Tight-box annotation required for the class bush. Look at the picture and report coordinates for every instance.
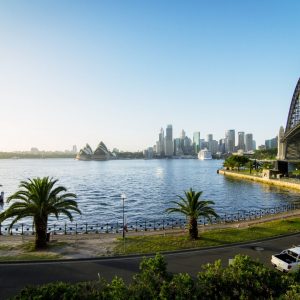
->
[13,254,300,300]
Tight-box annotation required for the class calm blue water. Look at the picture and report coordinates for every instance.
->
[0,158,300,224]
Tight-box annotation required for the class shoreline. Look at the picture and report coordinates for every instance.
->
[218,169,300,191]
[1,208,300,260]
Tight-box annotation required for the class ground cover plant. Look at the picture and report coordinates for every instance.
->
[12,254,300,299]
[114,218,300,254]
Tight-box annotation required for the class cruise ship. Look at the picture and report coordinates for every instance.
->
[198,149,212,160]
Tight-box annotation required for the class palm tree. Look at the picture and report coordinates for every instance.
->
[166,188,218,240]
[0,177,81,249]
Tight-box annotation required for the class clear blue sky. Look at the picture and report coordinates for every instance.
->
[1,0,299,151]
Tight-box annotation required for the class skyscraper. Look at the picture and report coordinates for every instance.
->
[207,134,213,152]
[225,130,235,153]
[157,128,165,156]
[164,124,174,156]
[237,132,245,151]
[245,133,253,152]
[193,132,201,153]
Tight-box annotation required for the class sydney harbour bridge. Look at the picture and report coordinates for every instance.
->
[278,78,300,162]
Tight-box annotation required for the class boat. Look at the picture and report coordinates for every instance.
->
[198,149,212,160]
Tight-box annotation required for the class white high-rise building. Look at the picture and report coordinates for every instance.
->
[165,124,174,156]
[156,128,165,156]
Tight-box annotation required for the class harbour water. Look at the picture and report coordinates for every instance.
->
[1,158,300,225]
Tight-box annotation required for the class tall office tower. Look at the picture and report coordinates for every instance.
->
[174,138,183,156]
[237,132,245,150]
[210,140,218,155]
[207,134,213,142]
[252,140,256,151]
[225,130,235,153]
[164,124,174,156]
[245,133,253,152]
[219,139,226,153]
[200,139,206,150]
[157,128,165,156]
[181,129,186,139]
[207,134,213,152]
[193,132,201,153]
[265,137,278,149]
[183,136,192,154]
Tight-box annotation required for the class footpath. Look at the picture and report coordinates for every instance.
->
[1,208,300,259]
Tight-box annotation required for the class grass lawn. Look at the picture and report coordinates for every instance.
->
[0,241,65,261]
[0,253,63,261]
[114,218,300,255]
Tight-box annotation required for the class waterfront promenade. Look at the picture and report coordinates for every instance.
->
[218,169,300,191]
[1,207,300,260]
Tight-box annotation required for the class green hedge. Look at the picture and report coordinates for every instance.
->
[12,254,300,299]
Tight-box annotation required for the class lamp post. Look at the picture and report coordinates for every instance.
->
[120,194,126,239]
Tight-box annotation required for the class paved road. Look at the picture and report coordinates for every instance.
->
[1,234,300,299]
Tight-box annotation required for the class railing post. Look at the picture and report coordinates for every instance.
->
[154,220,156,231]
[85,223,88,234]
[0,223,2,235]
[106,223,108,233]
[163,219,165,230]
[32,224,34,235]
[21,223,24,235]
[54,224,56,235]
[116,222,119,233]
[135,221,138,232]
[144,221,147,231]
[75,223,77,235]
[224,213,226,224]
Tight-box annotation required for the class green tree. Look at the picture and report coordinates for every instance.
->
[166,188,218,240]
[0,177,81,249]
[223,155,249,171]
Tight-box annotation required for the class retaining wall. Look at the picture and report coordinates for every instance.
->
[218,169,300,191]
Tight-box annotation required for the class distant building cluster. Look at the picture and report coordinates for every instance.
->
[144,125,278,159]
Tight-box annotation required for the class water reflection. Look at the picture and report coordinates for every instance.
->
[0,159,300,224]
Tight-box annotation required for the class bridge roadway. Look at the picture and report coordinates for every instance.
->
[1,233,300,299]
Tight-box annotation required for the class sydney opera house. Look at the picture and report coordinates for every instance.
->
[76,142,113,160]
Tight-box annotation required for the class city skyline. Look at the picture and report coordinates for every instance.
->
[1,1,298,152]
[149,125,261,158]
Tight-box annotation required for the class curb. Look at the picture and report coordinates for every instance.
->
[0,231,300,265]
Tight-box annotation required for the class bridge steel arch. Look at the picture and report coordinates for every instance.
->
[282,78,300,161]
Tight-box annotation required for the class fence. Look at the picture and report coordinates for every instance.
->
[1,203,300,236]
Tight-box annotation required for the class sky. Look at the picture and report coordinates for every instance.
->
[0,0,300,152]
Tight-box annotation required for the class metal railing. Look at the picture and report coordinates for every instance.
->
[1,203,300,236]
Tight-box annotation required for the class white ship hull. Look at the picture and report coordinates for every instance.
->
[198,149,212,160]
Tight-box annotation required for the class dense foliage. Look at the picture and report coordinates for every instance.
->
[252,149,277,160]
[166,188,218,239]
[223,155,250,171]
[13,254,300,300]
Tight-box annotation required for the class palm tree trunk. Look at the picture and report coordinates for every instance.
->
[34,217,47,249]
[189,217,198,240]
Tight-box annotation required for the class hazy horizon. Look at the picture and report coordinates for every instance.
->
[1,1,299,152]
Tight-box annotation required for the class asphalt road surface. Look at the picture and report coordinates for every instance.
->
[1,233,300,299]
